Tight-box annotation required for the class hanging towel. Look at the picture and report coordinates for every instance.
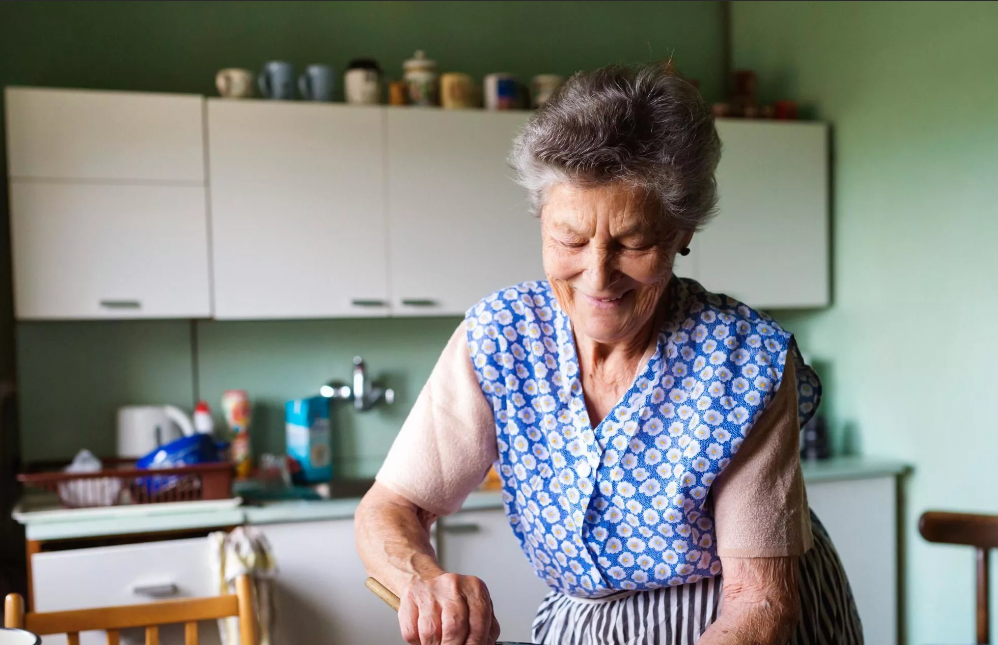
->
[208,526,278,645]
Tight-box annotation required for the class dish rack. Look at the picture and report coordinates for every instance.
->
[18,458,236,509]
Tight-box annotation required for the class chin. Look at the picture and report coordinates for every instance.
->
[576,317,637,345]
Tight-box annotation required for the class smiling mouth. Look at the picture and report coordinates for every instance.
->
[584,290,631,305]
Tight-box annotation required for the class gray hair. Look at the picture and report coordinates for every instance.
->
[510,63,722,231]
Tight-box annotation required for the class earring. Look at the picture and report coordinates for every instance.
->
[679,247,691,256]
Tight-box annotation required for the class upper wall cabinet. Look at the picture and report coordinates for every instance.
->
[696,120,829,308]
[207,100,389,319]
[5,87,831,320]
[11,183,212,319]
[5,88,205,183]
[5,88,211,320]
[386,109,542,316]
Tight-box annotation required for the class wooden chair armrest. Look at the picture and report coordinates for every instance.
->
[920,510,998,549]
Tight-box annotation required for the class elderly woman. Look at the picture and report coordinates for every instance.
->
[355,64,862,645]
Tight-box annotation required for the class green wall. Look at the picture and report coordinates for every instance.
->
[1,1,726,475]
[732,2,998,643]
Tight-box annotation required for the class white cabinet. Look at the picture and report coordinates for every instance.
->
[10,183,211,319]
[5,88,205,183]
[5,88,831,320]
[258,519,404,645]
[386,109,543,316]
[32,538,222,645]
[207,100,390,319]
[806,475,898,645]
[437,510,551,643]
[696,120,829,308]
[4,87,211,320]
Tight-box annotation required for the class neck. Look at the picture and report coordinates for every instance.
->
[575,295,669,375]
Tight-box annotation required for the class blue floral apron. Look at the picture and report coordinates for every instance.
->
[465,277,821,598]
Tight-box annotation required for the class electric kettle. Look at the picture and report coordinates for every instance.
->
[116,405,195,458]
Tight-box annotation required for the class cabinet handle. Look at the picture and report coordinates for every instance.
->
[400,299,439,307]
[132,583,178,598]
[99,299,141,309]
[351,299,388,308]
[441,522,481,535]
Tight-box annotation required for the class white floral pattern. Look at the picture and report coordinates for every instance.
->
[467,278,821,598]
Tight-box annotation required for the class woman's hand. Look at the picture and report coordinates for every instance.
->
[355,484,502,645]
[398,573,502,645]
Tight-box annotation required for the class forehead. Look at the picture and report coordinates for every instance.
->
[542,182,662,234]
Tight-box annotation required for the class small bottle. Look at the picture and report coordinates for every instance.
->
[193,400,214,435]
[222,390,252,478]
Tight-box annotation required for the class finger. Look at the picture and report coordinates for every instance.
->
[416,597,443,645]
[398,598,421,645]
[464,580,492,645]
[440,598,470,645]
[489,614,502,644]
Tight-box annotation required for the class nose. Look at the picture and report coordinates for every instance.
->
[586,244,619,292]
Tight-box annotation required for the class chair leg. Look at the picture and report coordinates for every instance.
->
[235,574,258,645]
[977,548,990,645]
[4,593,25,628]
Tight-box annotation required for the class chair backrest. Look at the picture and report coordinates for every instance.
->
[920,511,998,645]
[3,574,257,645]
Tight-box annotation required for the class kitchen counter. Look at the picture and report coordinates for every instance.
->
[14,456,910,542]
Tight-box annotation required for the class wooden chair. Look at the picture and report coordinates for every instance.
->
[920,511,998,644]
[3,574,257,645]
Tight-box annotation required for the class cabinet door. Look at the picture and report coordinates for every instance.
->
[208,101,390,319]
[387,109,543,317]
[11,182,211,319]
[5,87,205,183]
[697,121,829,308]
[439,510,551,643]
[258,520,405,645]
[806,477,897,645]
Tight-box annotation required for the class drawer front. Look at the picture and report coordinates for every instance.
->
[32,538,215,611]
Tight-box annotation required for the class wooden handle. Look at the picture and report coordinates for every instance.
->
[365,577,401,612]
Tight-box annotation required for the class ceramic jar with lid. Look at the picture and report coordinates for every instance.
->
[403,50,438,107]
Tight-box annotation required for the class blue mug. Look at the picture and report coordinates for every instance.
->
[258,61,295,100]
[299,64,336,102]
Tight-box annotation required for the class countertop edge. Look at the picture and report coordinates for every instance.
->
[17,456,910,540]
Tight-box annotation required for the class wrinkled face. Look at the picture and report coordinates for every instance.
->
[541,182,691,345]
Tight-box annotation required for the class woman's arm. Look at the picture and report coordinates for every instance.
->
[355,482,501,645]
[697,555,800,645]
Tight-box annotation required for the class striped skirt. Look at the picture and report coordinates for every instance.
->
[531,511,862,645]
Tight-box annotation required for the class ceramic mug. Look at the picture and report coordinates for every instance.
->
[216,68,254,99]
[345,67,381,105]
[258,61,295,100]
[299,64,335,102]
[531,74,564,109]
[440,73,476,109]
[484,73,518,110]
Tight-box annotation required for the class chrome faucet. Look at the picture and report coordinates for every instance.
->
[320,356,395,412]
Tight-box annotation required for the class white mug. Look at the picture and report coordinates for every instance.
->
[216,68,254,99]
[345,68,381,105]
